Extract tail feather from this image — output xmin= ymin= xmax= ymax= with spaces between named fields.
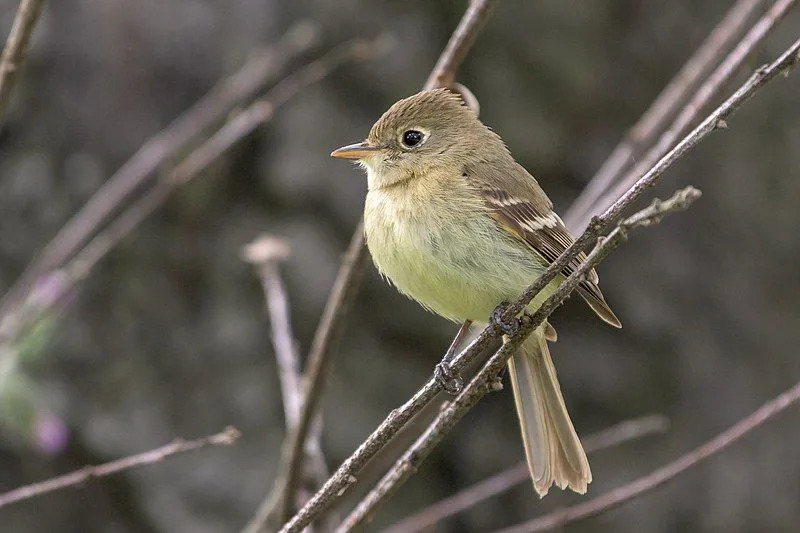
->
xmin=507 ymin=324 xmax=591 ymax=496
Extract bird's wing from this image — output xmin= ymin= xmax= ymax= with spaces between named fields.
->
xmin=465 ymin=162 xmax=621 ymax=328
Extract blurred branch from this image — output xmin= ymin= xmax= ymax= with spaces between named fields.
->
xmin=243 ymin=236 xmax=302 ymax=428
xmin=0 ymin=0 xmax=46 ymax=120
xmin=423 ymin=0 xmax=499 ymax=90
xmin=564 ymin=0 xmax=766 ymax=227
xmin=288 ymin=33 xmax=800 ymax=532
xmin=262 ymin=3 xmax=498 ymax=532
xmin=0 ymin=21 xmax=319 ymax=328
xmin=335 ymin=187 xmax=702 ymax=532
xmin=242 ymin=236 xmax=332 ymax=533
xmin=0 ymin=426 xmax=240 ymax=510
xmin=567 ymin=0 xmax=799 ymax=231
xmin=384 ymin=415 xmax=670 ymax=533
xmin=493 ymin=379 xmax=800 ymax=533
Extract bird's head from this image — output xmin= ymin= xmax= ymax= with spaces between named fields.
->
xmin=331 ymin=89 xmax=503 ymax=189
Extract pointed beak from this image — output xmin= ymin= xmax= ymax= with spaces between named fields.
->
xmin=330 ymin=142 xmax=380 ymax=160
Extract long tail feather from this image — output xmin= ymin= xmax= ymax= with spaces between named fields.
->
xmin=507 ymin=324 xmax=591 ymax=497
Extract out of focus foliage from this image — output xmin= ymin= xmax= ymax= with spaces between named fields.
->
xmin=0 ymin=1 xmax=799 ymax=532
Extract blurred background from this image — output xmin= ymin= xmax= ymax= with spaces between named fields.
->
xmin=1 ymin=1 xmax=799 ymax=532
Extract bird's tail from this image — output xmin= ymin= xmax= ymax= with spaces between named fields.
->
xmin=507 ymin=324 xmax=591 ymax=497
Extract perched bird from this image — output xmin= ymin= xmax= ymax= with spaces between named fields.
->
xmin=331 ymin=89 xmax=621 ymax=496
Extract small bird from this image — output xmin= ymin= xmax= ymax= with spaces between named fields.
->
xmin=331 ymin=89 xmax=621 ymax=496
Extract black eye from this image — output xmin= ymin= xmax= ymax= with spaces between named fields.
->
xmin=402 ymin=130 xmax=424 ymax=147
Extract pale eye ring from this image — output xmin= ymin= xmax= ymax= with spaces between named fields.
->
xmin=401 ymin=129 xmax=425 ymax=148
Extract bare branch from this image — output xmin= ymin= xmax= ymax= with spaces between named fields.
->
xmin=0 ymin=0 xmax=46 ymax=120
xmin=493 ymin=379 xmax=800 ymax=533
xmin=335 ymin=188 xmax=702 ymax=532
xmin=423 ymin=0 xmax=499 ymax=90
xmin=0 ymin=426 xmax=240 ymax=510
xmin=564 ymin=0 xmax=766 ymax=226
xmin=243 ymin=236 xmax=300 ymax=427
xmin=567 ymin=0 xmax=799 ymax=231
xmin=0 ymin=22 xmax=319 ymax=326
xmin=384 ymin=415 xmax=670 ymax=533
xmin=281 ymin=33 xmax=799 ymax=533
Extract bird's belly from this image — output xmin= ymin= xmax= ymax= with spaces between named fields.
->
xmin=365 ymin=192 xmax=549 ymax=323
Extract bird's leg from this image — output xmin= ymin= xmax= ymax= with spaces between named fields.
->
xmin=435 ymin=320 xmax=472 ymax=394
xmin=490 ymin=300 xmax=521 ymax=336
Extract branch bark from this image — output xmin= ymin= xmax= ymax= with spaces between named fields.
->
xmin=335 ymin=187 xmax=702 ymax=532
xmin=383 ymin=415 xmax=670 ymax=533
xmin=283 ymin=32 xmax=800 ymax=533
xmin=492 ymin=378 xmax=800 ymax=533
xmin=0 ymin=426 xmax=239 ymax=510
xmin=567 ymin=0 xmax=799 ymax=232
xmin=564 ymin=0 xmax=766 ymax=227
xmin=0 ymin=0 xmax=46 ymax=120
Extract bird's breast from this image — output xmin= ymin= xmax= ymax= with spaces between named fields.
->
xmin=363 ymin=175 xmax=545 ymax=323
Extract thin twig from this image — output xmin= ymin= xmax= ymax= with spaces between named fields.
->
xmin=570 ymin=0 xmax=798 ymax=232
xmin=0 ymin=0 xmax=46 ymax=120
xmin=383 ymin=415 xmax=669 ymax=533
xmin=258 ymin=3 xmax=498 ymax=532
xmin=282 ymin=36 xmax=800 ymax=533
xmin=242 ymin=236 xmax=301 ymax=427
xmin=335 ymin=188 xmax=702 ymax=532
xmin=564 ymin=0 xmax=766 ymax=227
xmin=493 ymin=379 xmax=800 ymax=533
xmin=0 ymin=22 xmax=319 ymax=327
xmin=242 ymin=236 xmax=332 ymax=531
xmin=423 ymin=0 xmax=498 ymax=90
xmin=0 ymin=426 xmax=240 ymax=509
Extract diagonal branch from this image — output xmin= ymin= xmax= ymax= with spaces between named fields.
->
xmin=492 ymin=378 xmax=800 ymax=533
xmin=564 ymin=0 xmax=766 ymax=227
xmin=383 ymin=415 xmax=670 ymax=533
xmin=281 ymin=33 xmax=800 ymax=533
xmin=0 ymin=426 xmax=240 ymax=510
xmin=567 ymin=0 xmax=799 ymax=232
xmin=0 ymin=0 xmax=46 ymax=120
xmin=335 ymin=187 xmax=702 ymax=532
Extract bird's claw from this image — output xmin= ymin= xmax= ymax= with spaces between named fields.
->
xmin=435 ymin=362 xmax=463 ymax=395
xmin=490 ymin=301 xmax=520 ymax=336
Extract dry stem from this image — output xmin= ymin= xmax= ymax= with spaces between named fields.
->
xmin=0 ymin=0 xmax=46 ymax=119
xmin=0 ymin=426 xmax=239 ymax=509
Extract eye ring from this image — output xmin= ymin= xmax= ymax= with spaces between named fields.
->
xmin=401 ymin=130 xmax=425 ymax=148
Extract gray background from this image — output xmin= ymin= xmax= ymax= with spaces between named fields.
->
xmin=1 ymin=1 xmax=799 ymax=532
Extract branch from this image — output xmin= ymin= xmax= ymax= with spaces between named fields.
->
xmin=335 ymin=188 xmax=702 ymax=532
xmin=383 ymin=415 xmax=670 ymax=533
xmin=0 ymin=426 xmax=240 ymax=510
xmin=283 ymin=31 xmax=799 ymax=533
xmin=493 ymin=379 xmax=800 ymax=533
xmin=564 ymin=0 xmax=766 ymax=227
xmin=0 ymin=0 xmax=46 ymax=120
xmin=243 ymin=236 xmax=302 ymax=428
xmin=423 ymin=0 xmax=499 ymax=90
xmin=265 ymin=3 xmax=499 ymax=532
xmin=567 ymin=0 xmax=799 ymax=231
xmin=0 ymin=22 xmax=319 ymax=327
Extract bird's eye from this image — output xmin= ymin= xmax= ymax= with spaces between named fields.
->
xmin=401 ymin=130 xmax=424 ymax=147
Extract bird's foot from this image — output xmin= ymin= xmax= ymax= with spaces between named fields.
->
xmin=490 ymin=301 xmax=520 ymax=336
xmin=435 ymin=362 xmax=463 ymax=395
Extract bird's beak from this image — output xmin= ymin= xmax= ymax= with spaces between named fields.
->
xmin=330 ymin=142 xmax=380 ymax=160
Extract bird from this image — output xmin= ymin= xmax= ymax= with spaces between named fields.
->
xmin=330 ymin=88 xmax=621 ymax=497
